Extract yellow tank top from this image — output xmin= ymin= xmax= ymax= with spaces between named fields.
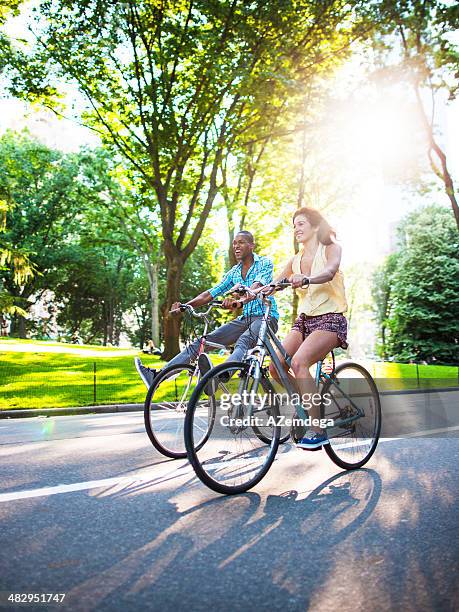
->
xmin=292 ymin=244 xmax=347 ymax=316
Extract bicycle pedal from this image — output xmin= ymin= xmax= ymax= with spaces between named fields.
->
xmin=290 ymin=423 xmax=306 ymax=444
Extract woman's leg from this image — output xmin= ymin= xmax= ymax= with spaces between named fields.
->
xmin=290 ymin=330 xmax=339 ymax=433
xmin=269 ymin=329 xmax=303 ymax=385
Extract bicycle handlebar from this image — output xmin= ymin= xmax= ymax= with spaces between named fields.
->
xmin=228 ymin=277 xmax=309 ymax=304
xmin=267 ymin=277 xmax=309 ymax=292
xmin=171 ymin=276 xmax=309 ymax=315
xmin=169 ymin=300 xmax=223 ymax=317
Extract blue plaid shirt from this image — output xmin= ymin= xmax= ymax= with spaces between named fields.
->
xmin=209 ymin=253 xmax=279 ymax=320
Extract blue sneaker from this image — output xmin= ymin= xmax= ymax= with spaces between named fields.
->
xmin=296 ymin=430 xmax=329 ymax=451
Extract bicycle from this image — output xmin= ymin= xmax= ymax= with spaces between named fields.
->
xmin=144 ymin=300 xmax=226 ymax=459
xmin=144 ymin=296 xmax=291 ymax=459
xmin=184 ymin=280 xmax=382 ymax=495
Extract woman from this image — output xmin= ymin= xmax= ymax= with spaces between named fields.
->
xmin=262 ymin=207 xmax=348 ymax=450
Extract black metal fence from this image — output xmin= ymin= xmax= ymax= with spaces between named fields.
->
xmin=0 ymin=360 xmax=147 ymax=410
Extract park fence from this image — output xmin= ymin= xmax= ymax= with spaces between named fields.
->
xmin=0 ymin=360 xmax=458 ymax=412
xmin=0 ymin=361 xmax=146 ymax=410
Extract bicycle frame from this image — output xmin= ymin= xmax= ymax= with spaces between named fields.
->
xmin=240 ymin=295 xmax=365 ymax=430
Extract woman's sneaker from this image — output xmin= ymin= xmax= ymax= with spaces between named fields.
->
xmin=134 ymin=357 xmax=157 ymax=389
xmin=296 ymin=430 xmax=329 ymax=451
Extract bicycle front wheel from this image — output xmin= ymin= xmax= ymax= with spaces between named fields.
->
xmin=144 ymin=363 xmax=214 ymax=459
xmin=321 ymin=362 xmax=381 ymax=469
xmin=184 ymin=361 xmax=281 ymax=495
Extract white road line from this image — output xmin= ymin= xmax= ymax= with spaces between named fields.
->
xmin=0 ymin=427 xmax=457 ymax=503
xmin=0 ymin=462 xmax=191 ymax=503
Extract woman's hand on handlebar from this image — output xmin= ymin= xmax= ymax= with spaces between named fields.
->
xmin=290 ymin=274 xmax=309 ymax=289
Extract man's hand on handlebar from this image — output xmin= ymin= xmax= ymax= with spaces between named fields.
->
xmin=222 ymin=297 xmax=241 ymax=310
xmin=254 ymin=284 xmax=276 ymax=297
xmin=169 ymin=301 xmax=184 ymax=315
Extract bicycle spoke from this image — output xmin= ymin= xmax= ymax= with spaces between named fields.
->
xmin=185 ymin=362 xmax=280 ymax=494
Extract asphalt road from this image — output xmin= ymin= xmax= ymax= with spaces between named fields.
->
xmin=0 ymin=390 xmax=458 ymax=612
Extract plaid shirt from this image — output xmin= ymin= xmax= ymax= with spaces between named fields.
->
xmin=209 ymin=253 xmax=279 ymax=320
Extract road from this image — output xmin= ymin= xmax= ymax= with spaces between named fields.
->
xmin=0 ymin=390 xmax=458 ymax=611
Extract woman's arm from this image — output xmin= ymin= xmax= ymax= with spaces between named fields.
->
xmin=273 ymin=257 xmax=294 ymax=283
xmin=291 ymin=243 xmax=342 ymax=287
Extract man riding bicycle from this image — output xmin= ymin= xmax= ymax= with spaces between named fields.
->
xmin=135 ymin=231 xmax=279 ymax=388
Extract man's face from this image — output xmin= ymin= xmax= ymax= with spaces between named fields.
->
xmin=232 ymin=234 xmax=254 ymax=261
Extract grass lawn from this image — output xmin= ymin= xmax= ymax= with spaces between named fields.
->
xmin=0 ymin=339 xmax=457 ymax=410
xmin=0 ymin=339 xmax=167 ymax=410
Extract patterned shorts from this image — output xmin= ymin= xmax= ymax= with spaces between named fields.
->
xmin=292 ymin=312 xmax=348 ymax=349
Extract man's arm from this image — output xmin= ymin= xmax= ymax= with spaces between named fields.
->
xmin=252 ymin=258 xmax=276 ymax=286
xmin=180 ymin=291 xmax=213 ymax=309
xmin=243 ymin=257 xmax=294 ymax=299
xmin=170 ymin=270 xmax=235 ymax=313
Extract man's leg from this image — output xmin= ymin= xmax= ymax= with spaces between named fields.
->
xmin=136 ymin=319 xmax=249 ymax=388
xmin=136 ymin=337 xmax=202 ymax=388
xmin=228 ymin=317 xmax=278 ymax=362
xmin=168 ymin=319 xmax=247 ymax=366
xmin=166 ymin=338 xmax=202 ymax=368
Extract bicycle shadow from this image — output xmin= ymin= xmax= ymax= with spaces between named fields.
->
xmin=107 ymin=468 xmax=382 ymax=610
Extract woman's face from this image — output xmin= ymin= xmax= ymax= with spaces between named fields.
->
xmin=293 ymin=214 xmax=316 ymax=244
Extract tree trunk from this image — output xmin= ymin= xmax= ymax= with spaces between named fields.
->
xmin=102 ymin=303 xmax=108 ymax=346
xmin=291 ymin=236 xmax=299 ymax=326
xmin=381 ymin=325 xmax=386 ymax=361
xmin=108 ymin=298 xmax=115 ymax=345
xmin=162 ymin=246 xmax=184 ymax=360
xmin=227 ymin=226 xmax=236 ymax=268
xmin=18 ymin=316 xmax=26 ymax=339
xmin=143 ymin=257 xmax=160 ymax=346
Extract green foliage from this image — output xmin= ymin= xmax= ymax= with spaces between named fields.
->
xmin=373 ymin=205 xmax=458 ymax=364
xmin=372 ymin=252 xmax=398 ymax=359
xmin=0 ymin=130 xmax=91 ymax=298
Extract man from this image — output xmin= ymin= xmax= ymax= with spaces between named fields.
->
xmin=135 ymin=230 xmax=279 ymax=388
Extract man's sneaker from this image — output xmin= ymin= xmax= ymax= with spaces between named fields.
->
xmin=296 ymin=430 xmax=329 ymax=451
xmin=198 ymin=353 xmax=217 ymax=395
xmin=134 ymin=357 xmax=157 ymax=389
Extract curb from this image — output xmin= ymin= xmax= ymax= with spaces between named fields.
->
xmin=0 ymin=404 xmax=143 ymax=419
xmin=0 ymin=386 xmax=458 ymax=419
xmin=379 ymin=386 xmax=459 ymax=396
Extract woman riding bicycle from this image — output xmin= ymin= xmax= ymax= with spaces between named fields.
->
xmin=259 ymin=207 xmax=348 ymax=450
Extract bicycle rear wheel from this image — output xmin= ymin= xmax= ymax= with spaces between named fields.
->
xmin=321 ymin=362 xmax=381 ymax=469
xmin=184 ymin=361 xmax=281 ymax=495
xmin=144 ymin=363 xmax=214 ymax=459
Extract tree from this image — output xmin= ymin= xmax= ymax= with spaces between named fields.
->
xmin=3 ymin=0 xmax=371 ymax=357
xmin=374 ymin=205 xmax=458 ymax=364
xmin=372 ymin=0 xmax=459 ymax=228
xmin=372 ymin=252 xmax=398 ymax=359
xmin=0 ymin=131 xmax=88 ymax=335
xmin=52 ymin=242 xmax=138 ymax=345
xmin=0 ymin=132 xmax=136 ymax=339
xmin=77 ymin=148 xmax=163 ymax=346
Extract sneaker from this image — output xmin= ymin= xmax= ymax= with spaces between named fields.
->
xmin=198 ymin=353 xmax=216 ymax=395
xmin=296 ymin=429 xmax=329 ymax=451
xmin=134 ymin=357 xmax=157 ymax=389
